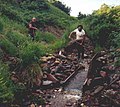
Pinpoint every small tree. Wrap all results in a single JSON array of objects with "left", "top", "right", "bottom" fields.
[
  {"left": 78, "top": 12, "right": 86, "bottom": 19},
  {"left": 52, "top": 1, "right": 71, "bottom": 15}
]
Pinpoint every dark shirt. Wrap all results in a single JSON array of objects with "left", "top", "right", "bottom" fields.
[{"left": 28, "top": 21, "right": 37, "bottom": 34}]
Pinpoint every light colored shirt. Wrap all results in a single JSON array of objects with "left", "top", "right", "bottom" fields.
[{"left": 73, "top": 28, "right": 85, "bottom": 40}]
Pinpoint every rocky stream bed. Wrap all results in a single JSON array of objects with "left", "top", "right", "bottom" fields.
[
  {"left": 7, "top": 38, "right": 120, "bottom": 107},
  {"left": 42, "top": 60, "right": 89, "bottom": 107}
]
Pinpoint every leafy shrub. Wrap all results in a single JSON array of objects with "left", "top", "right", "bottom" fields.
[
  {"left": 79, "top": 5, "right": 120, "bottom": 49},
  {"left": 0, "top": 61, "right": 14, "bottom": 104},
  {"left": 20, "top": 42, "right": 46, "bottom": 67},
  {"left": 110, "top": 31, "right": 120, "bottom": 67},
  {"left": 52, "top": 1, "right": 71, "bottom": 15},
  {"left": 110, "top": 31, "right": 120, "bottom": 48},
  {"left": 0, "top": 36, "right": 18, "bottom": 56}
]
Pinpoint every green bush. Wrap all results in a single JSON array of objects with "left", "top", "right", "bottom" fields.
[
  {"left": 110, "top": 31, "right": 120, "bottom": 48},
  {"left": 110, "top": 31, "right": 120, "bottom": 67},
  {"left": 79, "top": 5, "right": 120, "bottom": 49},
  {"left": 0, "top": 61, "right": 14, "bottom": 104},
  {"left": 0, "top": 36, "right": 18, "bottom": 56},
  {"left": 20, "top": 42, "right": 46, "bottom": 67}
]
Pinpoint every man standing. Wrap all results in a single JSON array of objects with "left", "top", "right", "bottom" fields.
[
  {"left": 28, "top": 17, "right": 38, "bottom": 41},
  {"left": 69, "top": 25, "right": 86, "bottom": 59}
]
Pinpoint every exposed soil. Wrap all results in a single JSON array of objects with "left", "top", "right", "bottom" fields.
[{"left": 44, "top": 25, "right": 65, "bottom": 38}]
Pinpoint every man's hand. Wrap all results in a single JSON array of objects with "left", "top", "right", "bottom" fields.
[{"left": 34, "top": 27, "right": 38, "bottom": 30}]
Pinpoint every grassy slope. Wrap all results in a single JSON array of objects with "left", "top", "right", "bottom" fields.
[
  {"left": 0, "top": 0, "right": 79, "bottom": 103},
  {"left": 0, "top": 1, "right": 80, "bottom": 104},
  {"left": 0, "top": 0, "right": 79, "bottom": 55}
]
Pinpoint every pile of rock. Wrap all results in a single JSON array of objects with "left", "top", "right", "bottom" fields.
[
  {"left": 78, "top": 51, "right": 120, "bottom": 107},
  {"left": 40, "top": 53, "right": 85, "bottom": 89}
]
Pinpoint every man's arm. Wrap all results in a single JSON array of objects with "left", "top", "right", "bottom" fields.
[
  {"left": 29, "top": 23, "right": 38, "bottom": 30},
  {"left": 68, "top": 31, "right": 76, "bottom": 40}
]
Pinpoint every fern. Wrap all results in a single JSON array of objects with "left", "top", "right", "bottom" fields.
[{"left": 0, "top": 61, "right": 14, "bottom": 103}]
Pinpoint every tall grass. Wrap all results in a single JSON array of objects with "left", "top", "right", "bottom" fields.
[
  {"left": 0, "top": 15, "right": 27, "bottom": 35},
  {"left": 6, "top": 31, "right": 28, "bottom": 47},
  {"left": 35, "top": 31, "right": 57, "bottom": 43}
]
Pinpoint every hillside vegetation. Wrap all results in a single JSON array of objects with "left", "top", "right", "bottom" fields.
[
  {"left": 79, "top": 4, "right": 120, "bottom": 50},
  {"left": 0, "top": 0, "right": 120, "bottom": 105},
  {"left": 80, "top": 4, "right": 120, "bottom": 66},
  {"left": 79, "top": 4, "right": 120, "bottom": 78},
  {"left": 0, "top": 0, "right": 79, "bottom": 105}
]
